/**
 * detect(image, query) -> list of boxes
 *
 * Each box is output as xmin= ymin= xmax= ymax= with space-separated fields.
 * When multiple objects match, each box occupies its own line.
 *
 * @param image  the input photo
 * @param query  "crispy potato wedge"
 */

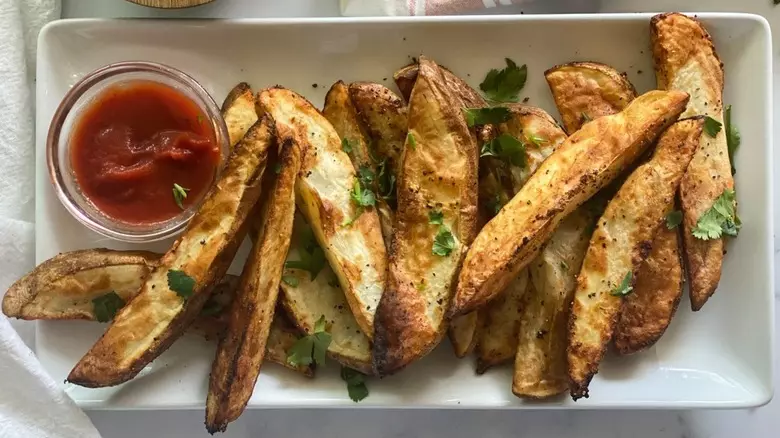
xmin=348 ymin=82 xmax=407 ymax=180
xmin=451 ymin=90 xmax=689 ymax=317
xmin=258 ymin=87 xmax=387 ymax=339
xmin=651 ymin=13 xmax=733 ymax=311
xmin=448 ymin=311 xmax=480 ymax=358
xmin=67 ymin=117 xmax=275 ymax=388
xmin=567 ymin=118 xmax=703 ymax=400
xmin=280 ymin=215 xmax=373 ymax=374
xmin=614 ymin=225 xmax=684 ymax=355
xmin=545 ymin=62 xmax=637 ymax=134
xmin=474 ymin=268 xmax=529 ymax=373
xmin=373 ymin=57 xmax=479 ymax=376
xmin=221 ymin=82 xmax=259 ymax=148
xmin=393 ymin=64 xmax=486 ymax=108
xmin=512 ymin=208 xmax=596 ymax=398
xmin=206 ymin=135 xmax=302 ymax=433
xmin=324 ymin=81 xmax=395 ymax=244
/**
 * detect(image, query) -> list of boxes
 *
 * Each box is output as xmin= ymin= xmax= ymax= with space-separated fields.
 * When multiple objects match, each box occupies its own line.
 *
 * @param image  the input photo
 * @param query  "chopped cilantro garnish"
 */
xmin=172 ymin=183 xmax=190 ymax=209
xmin=168 ymin=270 xmax=195 ymax=299
xmin=481 ymin=133 xmax=526 ymax=167
xmin=340 ymin=366 xmax=369 ymax=402
xmin=665 ymin=210 xmax=683 ymax=230
xmin=428 ymin=209 xmax=444 ymax=225
xmin=287 ymin=315 xmax=332 ymax=367
xmin=691 ymin=188 xmax=740 ymax=240
xmin=479 ymin=58 xmax=527 ymax=103
xmin=463 ymin=107 xmax=511 ymax=127
xmin=725 ymin=105 xmax=740 ymax=175
xmin=432 ymin=226 xmax=456 ymax=257
xmin=703 ymin=116 xmax=722 ymax=137
xmin=610 ymin=271 xmax=634 ymax=297
xmin=92 ymin=291 xmax=125 ymax=323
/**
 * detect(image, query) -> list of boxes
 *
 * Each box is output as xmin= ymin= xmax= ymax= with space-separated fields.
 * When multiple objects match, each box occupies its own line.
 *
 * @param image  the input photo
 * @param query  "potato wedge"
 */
xmin=206 ymin=133 xmax=302 ymax=433
xmin=373 ymin=57 xmax=479 ymax=376
xmin=67 ymin=117 xmax=275 ymax=388
xmin=651 ymin=13 xmax=733 ymax=311
xmin=474 ymin=268 xmax=529 ymax=373
xmin=324 ymin=81 xmax=395 ymax=244
xmin=221 ymin=82 xmax=259 ymax=148
xmin=258 ymin=87 xmax=387 ymax=339
xmin=512 ymin=207 xmax=596 ymax=398
xmin=545 ymin=62 xmax=637 ymax=134
xmin=280 ymin=214 xmax=373 ymax=374
xmin=567 ymin=117 xmax=703 ymax=400
xmin=393 ymin=63 xmax=486 ymax=108
xmin=448 ymin=311 xmax=480 ymax=358
xmin=451 ymin=90 xmax=689 ymax=317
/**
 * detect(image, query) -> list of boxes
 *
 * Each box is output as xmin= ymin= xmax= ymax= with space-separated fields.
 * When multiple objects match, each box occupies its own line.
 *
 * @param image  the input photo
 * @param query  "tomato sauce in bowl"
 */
xmin=70 ymin=81 xmax=220 ymax=225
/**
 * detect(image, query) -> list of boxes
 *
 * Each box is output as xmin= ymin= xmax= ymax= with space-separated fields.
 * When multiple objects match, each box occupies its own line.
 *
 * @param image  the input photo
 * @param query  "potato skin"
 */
xmin=373 ymin=57 xmax=478 ymax=376
xmin=451 ymin=90 xmax=690 ymax=318
xmin=544 ymin=62 xmax=637 ymax=134
xmin=567 ymin=117 xmax=703 ymax=400
xmin=221 ymin=82 xmax=258 ymax=148
xmin=651 ymin=12 xmax=732 ymax=311
xmin=393 ymin=64 xmax=486 ymax=108
xmin=68 ymin=118 xmax=276 ymax=388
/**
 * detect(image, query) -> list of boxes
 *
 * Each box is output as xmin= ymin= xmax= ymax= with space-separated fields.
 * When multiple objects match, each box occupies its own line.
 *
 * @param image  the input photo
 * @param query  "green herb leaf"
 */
xmin=428 ymin=209 xmax=444 ymax=225
xmin=287 ymin=315 xmax=332 ymax=367
xmin=358 ymin=166 xmax=376 ymax=188
xmin=485 ymin=195 xmax=504 ymax=217
xmin=432 ymin=226 xmax=456 ymax=257
xmin=528 ymin=134 xmax=546 ymax=147
xmin=274 ymin=163 xmax=282 ymax=175
xmin=481 ymin=133 xmax=526 ymax=167
xmin=341 ymin=138 xmax=354 ymax=154
xmin=665 ymin=210 xmax=683 ymax=230
xmin=692 ymin=188 xmax=740 ymax=240
xmin=610 ymin=271 xmax=634 ymax=297
xmin=281 ymin=275 xmax=299 ymax=287
xmin=377 ymin=159 xmax=396 ymax=205
xmin=703 ymin=116 xmax=722 ymax=137
xmin=168 ymin=270 xmax=195 ymax=299
xmin=725 ymin=105 xmax=740 ymax=175
xmin=580 ymin=113 xmax=592 ymax=123
xmin=285 ymin=243 xmax=326 ymax=281
xmin=92 ymin=291 xmax=125 ymax=323
xmin=407 ymin=132 xmax=417 ymax=150
xmin=200 ymin=297 xmax=223 ymax=316
xmin=172 ymin=183 xmax=190 ymax=209
xmin=463 ymin=107 xmax=511 ymax=127
xmin=479 ymin=58 xmax=528 ymax=103
xmin=340 ymin=366 xmax=369 ymax=402
xmin=351 ymin=179 xmax=376 ymax=208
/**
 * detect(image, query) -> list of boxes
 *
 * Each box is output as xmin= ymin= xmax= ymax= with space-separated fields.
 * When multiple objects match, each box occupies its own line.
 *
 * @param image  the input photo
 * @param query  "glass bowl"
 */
xmin=47 ymin=61 xmax=229 ymax=242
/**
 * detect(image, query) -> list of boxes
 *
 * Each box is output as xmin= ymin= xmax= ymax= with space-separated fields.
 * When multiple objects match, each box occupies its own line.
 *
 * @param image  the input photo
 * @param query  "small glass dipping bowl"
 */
xmin=47 ymin=61 xmax=229 ymax=242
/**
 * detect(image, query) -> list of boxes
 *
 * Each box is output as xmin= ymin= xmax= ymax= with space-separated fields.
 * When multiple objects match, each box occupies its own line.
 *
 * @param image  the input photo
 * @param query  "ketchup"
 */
xmin=70 ymin=80 xmax=219 ymax=225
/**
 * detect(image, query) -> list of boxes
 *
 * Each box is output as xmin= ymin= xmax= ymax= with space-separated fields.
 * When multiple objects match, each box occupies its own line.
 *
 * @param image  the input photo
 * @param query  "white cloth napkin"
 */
xmin=340 ymin=0 xmax=528 ymax=16
xmin=0 ymin=1 xmax=101 ymax=437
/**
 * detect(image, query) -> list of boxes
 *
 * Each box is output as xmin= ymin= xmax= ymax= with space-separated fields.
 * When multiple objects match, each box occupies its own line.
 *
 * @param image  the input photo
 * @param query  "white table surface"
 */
xmin=55 ymin=1 xmax=779 ymax=437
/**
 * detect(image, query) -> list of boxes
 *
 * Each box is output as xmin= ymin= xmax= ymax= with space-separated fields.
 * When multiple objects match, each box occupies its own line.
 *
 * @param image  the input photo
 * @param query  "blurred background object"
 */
xmin=127 ymin=0 xmax=214 ymax=8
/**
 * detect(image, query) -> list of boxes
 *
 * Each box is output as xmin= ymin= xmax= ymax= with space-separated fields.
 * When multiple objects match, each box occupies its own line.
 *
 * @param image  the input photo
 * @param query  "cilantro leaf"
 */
xmin=691 ymin=188 xmax=740 ymax=240
xmin=287 ymin=315 xmax=332 ymax=367
xmin=428 ymin=210 xmax=444 ymax=225
xmin=281 ymin=275 xmax=299 ymax=287
xmin=351 ymin=179 xmax=376 ymax=208
xmin=172 ymin=183 xmax=190 ymax=209
xmin=341 ymin=138 xmax=354 ymax=154
xmin=703 ymin=116 xmax=722 ymax=137
xmin=479 ymin=58 xmax=527 ymax=103
xmin=527 ymin=134 xmax=546 ymax=147
xmin=92 ymin=291 xmax=125 ymax=323
xmin=358 ymin=166 xmax=375 ymax=189
xmin=340 ymin=366 xmax=369 ymax=402
xmin=610 ymin=271 xmax=634 ymax=297
xmin=407 ymin=132 xmax=417 ymax=150
xmin=377 ymin=159 xmax=396 ymax=206
xmin=167 ymin=270 xmax=195 ymax=299
xmin=273 ymin=163 xmax=282 ymax=175
xmin=665 ymin=210 xmax=683 ymax=230
xmin=481 ymin=133 xmax=526 ymax=167
xmin=463 ymin=107 xmax=511 ymax=127
xmin=285 ymin=233 xmax=326 ymax=280
xmin=725 ymin=105 xmax=740 ymax=175
xmin=432 ymin=226 xmax=456 ymax=256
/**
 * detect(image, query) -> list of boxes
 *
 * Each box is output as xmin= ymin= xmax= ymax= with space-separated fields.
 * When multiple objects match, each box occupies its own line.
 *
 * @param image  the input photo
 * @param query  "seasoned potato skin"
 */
xmin=373 ymin=57 xmax=478 ymax=376
xmin=221 ymin=82 xmax=259 ymax=148
xmin=651 ymin=12 xmax=732 ymax=311
xmin=67 ymin=119 xmax=275 ymax=388
xmin=545 ymin=62 xmax=637 ymax=134
xmin=451 ymin=90 xmax=690 ymax=317
xmin=567 ymin=118 xmax=703 ymax=400
xmin=259 ymin=87 xmax=387 ymax=339
xmin=393 ymin=64 xmax=486 ymax=108
xmin=206 ymin=134 xmax=302 ymax=433
xmin=448 ymin=311 xmax=480 ymax=358
xmin=513 ymin=208 xmax=596 ymax=399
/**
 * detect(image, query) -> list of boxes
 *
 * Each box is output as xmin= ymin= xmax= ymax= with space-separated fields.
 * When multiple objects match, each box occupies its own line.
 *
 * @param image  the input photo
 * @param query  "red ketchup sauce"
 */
xmin=70 ymin=81 xmax=219 ymax=224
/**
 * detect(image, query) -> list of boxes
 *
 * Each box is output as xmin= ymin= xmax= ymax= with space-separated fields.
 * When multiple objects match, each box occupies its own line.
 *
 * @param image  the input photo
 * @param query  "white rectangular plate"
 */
xmin=35 ymin=14 xmax=773 ymax=409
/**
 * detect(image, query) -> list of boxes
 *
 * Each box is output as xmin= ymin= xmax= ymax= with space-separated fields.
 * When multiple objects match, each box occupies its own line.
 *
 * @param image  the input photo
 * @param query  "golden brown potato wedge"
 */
xmin=280 ymin=214 xmax=373 ymax=375
xmin=513 ymin=207 xmax=597 ymax=398
xmin=258 ymin=87 xmax=387 ymax=339
xmin=324 ymin=81 xmax=395 ymax=244
xmin=651 ymin=12 xmax=734 ymax=311
xmin=448 ymin=312 xmax=480 ymax=358
xmin=206 ymin=133 xmax=302 ymax=433
xmin=451 ymin=90 xmax=689 ymax=317
xmin=221 ymin=82 xmax=259 ymax=148
xmin=67 ymin=117 xmax=275 ymax=388
xmin=567 ymin=118 xmax=703 ymax=400
xmin=474 ymin=268 xmax=529 ymax=373
xmin=393 ymin=63 xmax=486 ymax=108
xmin=544 ymin=62 xmax=637 ymax=134
xmin=373 ymin=57 xmax=478 ymax=376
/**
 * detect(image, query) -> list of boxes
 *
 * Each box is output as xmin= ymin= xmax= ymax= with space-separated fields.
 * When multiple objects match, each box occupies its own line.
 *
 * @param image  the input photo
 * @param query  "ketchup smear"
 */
xmin=70 ymin=80 xmax=220 ymax=225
